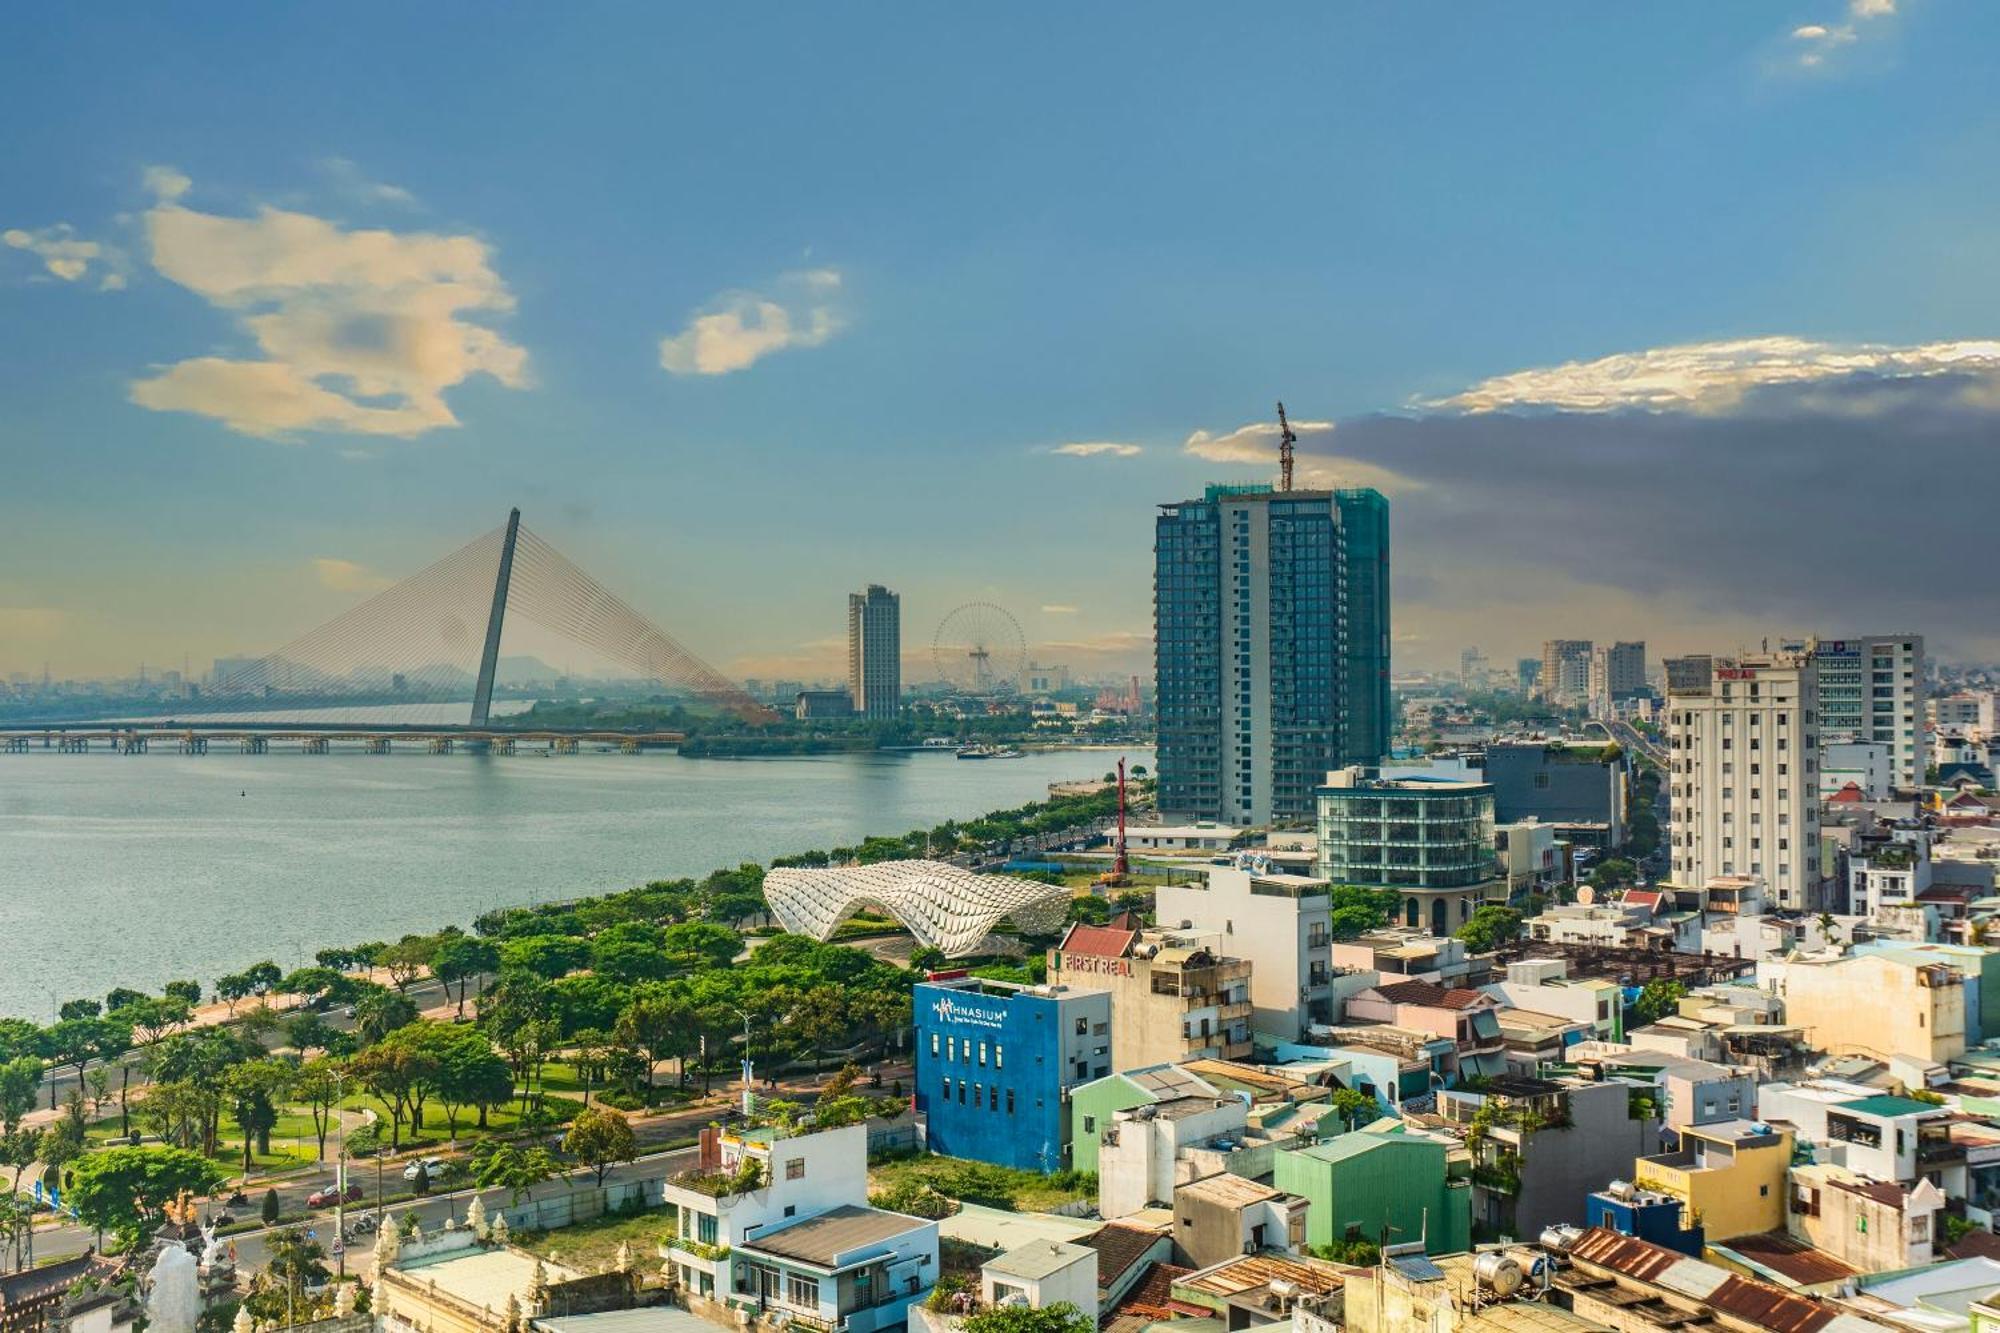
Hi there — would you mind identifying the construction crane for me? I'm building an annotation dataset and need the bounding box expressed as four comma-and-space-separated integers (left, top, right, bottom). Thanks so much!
1096, 756, 1131, 888
1277, 401, 1297, 492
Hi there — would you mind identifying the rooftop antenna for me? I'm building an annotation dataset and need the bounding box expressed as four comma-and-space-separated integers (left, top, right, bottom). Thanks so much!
1277, 401, 1297, 492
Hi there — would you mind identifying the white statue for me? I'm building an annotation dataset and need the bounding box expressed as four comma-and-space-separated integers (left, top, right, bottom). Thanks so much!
145, 1243, 202, 1333
613, 1241, 632, 1273
335, 1282, 356, 1318
491, 1212, 509, 1246
197, 1219, 226, 1272
232, 1303, 255, 1333
373, 1216, 402, 1270
466, 1195, 489, 1242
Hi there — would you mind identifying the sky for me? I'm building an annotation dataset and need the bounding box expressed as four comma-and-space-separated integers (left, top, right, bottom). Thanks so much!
5, 3, 2000, 684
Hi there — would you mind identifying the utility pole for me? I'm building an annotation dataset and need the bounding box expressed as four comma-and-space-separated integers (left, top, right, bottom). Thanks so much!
1276, 402, 1297, 492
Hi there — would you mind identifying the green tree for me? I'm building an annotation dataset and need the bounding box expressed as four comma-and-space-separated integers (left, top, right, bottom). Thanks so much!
69, 1146, 226, 1247
224, 1059, 294, 1173
58, 999, 103, 1021
163, 980, 203, 1009
292, 1058, 346, 1161
261, 1187, 281, 1225
961, 1303, 1095, 1333
286, 1012, 338, 1059
1455, 905, 1524, 954
215, 973, 255, 1015
564, 1105, 637, 1186
37, 1092, 89, 1188
614, 992, 690, 1091
0, 1058, 42, 1136
1330, 1086, 1378, 1131
381, 937, 436, 990
499, 935, 594, 981
1630, 979, 1688, 1027
470, 1140, 556, 1205
112, 995, 193, 1046
243, 961, 283, 996
430, 937, 502, 1017
352, 988, 419, 1046
432, 1028, 511, 1138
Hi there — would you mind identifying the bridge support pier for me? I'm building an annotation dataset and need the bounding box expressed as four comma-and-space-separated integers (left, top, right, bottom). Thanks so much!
428, 737, 453, 755
119, 735, 146, 754
57, 736, 88, 753
239, 737, 267, 754
620, 738, 643, 754
489, 737, 515, 755
552, 737, 578, 755
300, 737, 329, 754
178, 736, 206, 755
2, 736, 26, 753
365, 737, 392, 755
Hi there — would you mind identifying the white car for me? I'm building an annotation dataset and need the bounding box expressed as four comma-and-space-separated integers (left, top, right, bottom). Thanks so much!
402, 1156, 445, 1181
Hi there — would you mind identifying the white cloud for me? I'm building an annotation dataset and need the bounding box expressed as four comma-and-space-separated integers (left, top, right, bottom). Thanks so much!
1041, 604, 1080, 615
3, 223, 124, 288
658, 268, 845, 376
143, 165, 192, 201
1789, 0, 1894, 69
1182, 416, 1334, 465
1180, 416, 1417, 493
1050, 441, 1142, 458
312, 558, 393, 595
1429, 336, 2000, 414
129, 172, 527, 439
321, 156, 418, 209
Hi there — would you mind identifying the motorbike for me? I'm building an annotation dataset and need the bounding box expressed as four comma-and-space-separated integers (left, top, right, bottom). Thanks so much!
225, 1191, 249, 1207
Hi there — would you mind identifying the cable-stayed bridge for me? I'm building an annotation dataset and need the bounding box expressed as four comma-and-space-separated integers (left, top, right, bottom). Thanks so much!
2, 510, 775, 754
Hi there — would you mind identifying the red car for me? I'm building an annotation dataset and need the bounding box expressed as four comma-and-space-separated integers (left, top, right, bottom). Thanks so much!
306, 1184, 364, 1208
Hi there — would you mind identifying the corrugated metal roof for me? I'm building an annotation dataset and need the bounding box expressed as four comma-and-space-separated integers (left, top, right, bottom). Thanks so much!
1566, 1228, 1847, 1333
1175, 1173, 1279, 1208
1178, 1253, 1346, 1298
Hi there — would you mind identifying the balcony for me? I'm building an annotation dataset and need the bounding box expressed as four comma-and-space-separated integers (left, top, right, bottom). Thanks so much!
670, 1161, 767, 1198
665, 1236, 732, 1266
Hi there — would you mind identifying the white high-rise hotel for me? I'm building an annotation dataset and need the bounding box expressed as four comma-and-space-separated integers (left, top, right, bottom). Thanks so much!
1666, 651, 1821, 911
1808, 634, 1925, 793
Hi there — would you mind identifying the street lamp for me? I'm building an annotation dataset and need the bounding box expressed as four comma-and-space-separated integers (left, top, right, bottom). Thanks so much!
731, 1006, 755, 1117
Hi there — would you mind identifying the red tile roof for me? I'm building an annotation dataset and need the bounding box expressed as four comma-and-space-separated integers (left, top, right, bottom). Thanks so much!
1105, 1261, 1193, 1328
1370, 979, 1494, 1010
1826, 782, 1866, 804
1079, 1223, 1168, 1290
1624, 890, 1664, 913
1059, 924, 1137, 959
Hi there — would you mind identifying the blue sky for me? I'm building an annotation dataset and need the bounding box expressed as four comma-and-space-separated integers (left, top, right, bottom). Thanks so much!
6, 3, 2000, 680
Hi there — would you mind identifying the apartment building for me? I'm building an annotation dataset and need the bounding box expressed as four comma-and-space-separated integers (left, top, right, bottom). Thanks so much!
1809, 634, 1925, 793
1155, 860, 1335, 1038
1665, 651, 1822, 910
1048, 921, 1254, 1069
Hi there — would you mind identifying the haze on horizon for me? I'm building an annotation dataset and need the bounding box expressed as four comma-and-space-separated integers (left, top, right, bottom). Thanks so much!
5, 3, 2000, 683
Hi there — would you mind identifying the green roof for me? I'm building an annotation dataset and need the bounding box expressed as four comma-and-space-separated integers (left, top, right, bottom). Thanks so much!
1836, 1094, 1940, 1119
1289, 1128, 1427, 1164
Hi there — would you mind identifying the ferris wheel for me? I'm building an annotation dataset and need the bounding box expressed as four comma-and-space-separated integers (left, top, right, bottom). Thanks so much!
932, 603, 1027, 693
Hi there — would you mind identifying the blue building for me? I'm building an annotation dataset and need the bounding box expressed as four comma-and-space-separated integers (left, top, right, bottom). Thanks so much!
913, 977, 1111, 1172
1153, 483, 1391, 827
1585, 1183, 1704, 1256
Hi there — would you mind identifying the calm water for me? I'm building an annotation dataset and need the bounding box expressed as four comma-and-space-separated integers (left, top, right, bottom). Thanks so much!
0, 746, 1144, 1021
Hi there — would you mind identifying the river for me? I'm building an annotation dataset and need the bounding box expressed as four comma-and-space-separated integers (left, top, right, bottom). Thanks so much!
0, 745, 1146, 1021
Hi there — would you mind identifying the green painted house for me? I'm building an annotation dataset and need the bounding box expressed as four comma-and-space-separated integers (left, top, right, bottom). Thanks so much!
1273, 1128, 1471, 1256
1068, 1064, 1223, 1176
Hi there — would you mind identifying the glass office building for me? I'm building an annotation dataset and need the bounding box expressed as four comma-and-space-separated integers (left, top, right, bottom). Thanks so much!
1154, 484, 1390, 825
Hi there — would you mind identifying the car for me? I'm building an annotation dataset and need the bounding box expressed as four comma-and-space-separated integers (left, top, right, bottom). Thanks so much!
402, 1156, 445, 1181
307, 1184, 364, 1208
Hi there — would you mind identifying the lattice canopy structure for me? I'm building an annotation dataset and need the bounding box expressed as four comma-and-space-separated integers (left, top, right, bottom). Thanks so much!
765, 860, 1070, 958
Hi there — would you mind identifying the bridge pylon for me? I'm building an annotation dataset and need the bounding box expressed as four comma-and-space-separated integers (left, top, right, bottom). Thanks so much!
469, 507, 521, 728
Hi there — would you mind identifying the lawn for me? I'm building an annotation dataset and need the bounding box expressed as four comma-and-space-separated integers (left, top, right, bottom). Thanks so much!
515, 1206, 677, 1274
867, 1154, 1093, 1214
